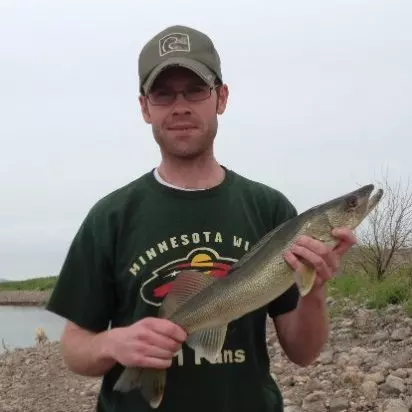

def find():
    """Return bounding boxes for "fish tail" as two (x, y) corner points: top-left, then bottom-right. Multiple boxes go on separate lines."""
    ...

(113, 366), (166, 409)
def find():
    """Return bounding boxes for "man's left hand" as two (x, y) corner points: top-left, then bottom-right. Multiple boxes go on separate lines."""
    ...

(283, 227), (357, 291)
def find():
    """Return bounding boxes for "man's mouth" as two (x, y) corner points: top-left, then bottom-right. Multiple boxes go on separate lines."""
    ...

(167, 124), (197, 131)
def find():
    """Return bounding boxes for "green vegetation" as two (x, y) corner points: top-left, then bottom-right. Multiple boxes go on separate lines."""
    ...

(0, 276), (57, 292)
(2, 268), (412, 319)
(328, 269), (412, 317)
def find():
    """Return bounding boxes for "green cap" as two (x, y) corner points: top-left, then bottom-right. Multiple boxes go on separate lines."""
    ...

(138, 25), (223, 95)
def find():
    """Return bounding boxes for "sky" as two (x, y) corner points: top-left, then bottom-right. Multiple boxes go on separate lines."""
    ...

(0, 0), (411, 280)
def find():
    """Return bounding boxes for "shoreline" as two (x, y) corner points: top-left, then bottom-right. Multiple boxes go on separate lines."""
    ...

(0, 290), (50, 306)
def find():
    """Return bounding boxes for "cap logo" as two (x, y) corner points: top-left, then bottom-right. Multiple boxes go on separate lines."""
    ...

(159, 32), (190, 56)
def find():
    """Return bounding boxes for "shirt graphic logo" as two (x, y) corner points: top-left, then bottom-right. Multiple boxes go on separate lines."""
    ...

(140, 247), (237, 307)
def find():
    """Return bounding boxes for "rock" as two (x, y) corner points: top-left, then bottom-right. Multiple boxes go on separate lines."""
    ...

(391, 327), (410, 341)
(354, 309), (373, 328)
(281, 376), (296, 387)
(380, 374), (405, 395)
(340, 319), (354, 328)
(302, 400), (326, 412)
(390, 348), (412, 369)
(284, 407), (303, 412)
(336, 353), (350, 366)
(341, 366), (364, 385)
(329, 397), (349, 411)
(360, 380), (378, 400)
(392, 368), (409, 378)
(371, 330), (389, 342)
(304, 379), (321, 392)
(302, 391), (327, 410)
(378, 360), (392, 371)
(381, 398), (408, 412)
(404, 396), (412, 410)
(350, 346), (368, 357)
(335, 328), (354, 340)
(319, 379), (332, 389)
(318, 350), (334, 365)
(334, 388), (351, 398)
(364, 371), (385, 383)
(303, 391), (326, 402)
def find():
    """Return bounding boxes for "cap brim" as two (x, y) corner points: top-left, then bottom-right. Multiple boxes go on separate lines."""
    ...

(141, 57), (216, 94)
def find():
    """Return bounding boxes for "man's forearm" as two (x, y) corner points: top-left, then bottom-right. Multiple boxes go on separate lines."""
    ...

(60, 322), (117, 377)
(275, 286), (330, 366)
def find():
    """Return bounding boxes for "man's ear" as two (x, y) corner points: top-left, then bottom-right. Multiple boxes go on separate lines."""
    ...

(139, 95), (151, 124)
(216, 84), (229, 115)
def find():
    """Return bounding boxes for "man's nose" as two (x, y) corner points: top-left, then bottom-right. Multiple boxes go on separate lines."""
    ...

(172, 93), (192, 116)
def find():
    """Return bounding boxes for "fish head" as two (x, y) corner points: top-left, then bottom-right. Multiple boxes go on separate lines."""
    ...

(325, 184), (383, 230)
(304, 184), (383, 243)
(326, 184), (383, 230)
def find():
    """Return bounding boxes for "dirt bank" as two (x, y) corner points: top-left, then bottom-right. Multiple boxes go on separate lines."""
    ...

(0, 291), (50, 306)
(1, 300), (412, 411)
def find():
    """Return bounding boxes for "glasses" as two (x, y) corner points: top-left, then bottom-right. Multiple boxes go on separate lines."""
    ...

(147, 85), (217, 106)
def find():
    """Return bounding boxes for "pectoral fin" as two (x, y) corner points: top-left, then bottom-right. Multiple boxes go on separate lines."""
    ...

(186, 324), (228, 362)
(293, 264), (316, 296)
(159, 269), (216, 318)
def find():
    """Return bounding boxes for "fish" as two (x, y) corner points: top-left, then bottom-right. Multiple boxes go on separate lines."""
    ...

(113, 183), (383, 408)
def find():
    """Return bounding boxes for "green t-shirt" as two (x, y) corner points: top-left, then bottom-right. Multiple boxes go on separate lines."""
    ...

(46, 166), (299, 412)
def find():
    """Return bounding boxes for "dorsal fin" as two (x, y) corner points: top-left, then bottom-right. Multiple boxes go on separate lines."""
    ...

(158, 270), (216, 319)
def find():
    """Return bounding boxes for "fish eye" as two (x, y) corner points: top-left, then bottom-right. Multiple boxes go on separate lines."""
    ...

(346, 195), (358, 209)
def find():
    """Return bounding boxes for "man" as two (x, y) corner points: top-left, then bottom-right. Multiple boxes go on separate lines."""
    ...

(46, 25), (356, 411)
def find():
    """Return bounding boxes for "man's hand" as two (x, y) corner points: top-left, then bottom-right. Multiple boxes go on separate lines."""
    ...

(283, 227), (357, 293)
(107, 317), (187, 369)
(273, 227), (357, 366)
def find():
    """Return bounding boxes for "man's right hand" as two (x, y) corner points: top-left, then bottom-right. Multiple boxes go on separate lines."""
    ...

(107, 317), (187, 369)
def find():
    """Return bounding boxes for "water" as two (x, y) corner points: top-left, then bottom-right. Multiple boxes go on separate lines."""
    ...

(0, 306), (66, 353)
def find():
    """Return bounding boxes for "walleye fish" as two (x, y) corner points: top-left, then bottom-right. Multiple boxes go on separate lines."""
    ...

(113, 184), (383, 408)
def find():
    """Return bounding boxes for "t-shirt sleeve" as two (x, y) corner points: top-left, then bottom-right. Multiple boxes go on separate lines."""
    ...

(267, 192), (300, 318)
(46, 203), (116, 332)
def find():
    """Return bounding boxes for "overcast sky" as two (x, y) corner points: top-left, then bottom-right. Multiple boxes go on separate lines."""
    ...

(1, 0), (411, 280)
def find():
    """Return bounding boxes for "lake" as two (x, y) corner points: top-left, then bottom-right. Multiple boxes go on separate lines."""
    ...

(0, 305), (66, 353)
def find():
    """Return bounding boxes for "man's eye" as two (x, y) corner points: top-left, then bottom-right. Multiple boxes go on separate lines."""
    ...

(154, 90), (171, 97)
(190, 87), (205, 93)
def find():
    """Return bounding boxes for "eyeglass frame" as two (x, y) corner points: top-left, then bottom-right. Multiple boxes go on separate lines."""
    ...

(144, 84), (220, 106)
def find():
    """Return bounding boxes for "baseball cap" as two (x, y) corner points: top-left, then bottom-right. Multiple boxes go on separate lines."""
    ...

(138, 25), (223, 95)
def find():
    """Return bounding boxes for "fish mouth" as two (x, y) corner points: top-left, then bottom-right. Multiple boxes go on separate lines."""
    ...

(367, 188), (384, 213)
(341, 184), (383, 215)
(351, 184), (384, 215)
(355, 184), (375, 198)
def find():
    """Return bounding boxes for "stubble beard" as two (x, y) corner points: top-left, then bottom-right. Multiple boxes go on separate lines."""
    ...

(152, 117), (218, 161)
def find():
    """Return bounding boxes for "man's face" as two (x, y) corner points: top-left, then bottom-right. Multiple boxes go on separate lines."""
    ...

(139, 67), (228, 160)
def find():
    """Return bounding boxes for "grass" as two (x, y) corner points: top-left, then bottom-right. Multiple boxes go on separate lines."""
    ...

(327, 268), (412, 317)
(0, 276), (57, 292)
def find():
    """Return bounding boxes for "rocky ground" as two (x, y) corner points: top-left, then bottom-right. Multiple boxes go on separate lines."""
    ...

(269, 299), (412, 412)
(1, 298), (411, 411)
